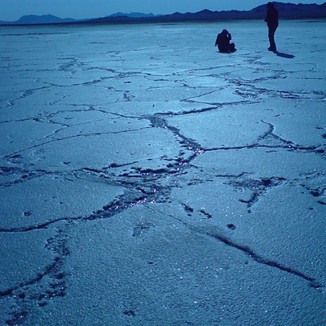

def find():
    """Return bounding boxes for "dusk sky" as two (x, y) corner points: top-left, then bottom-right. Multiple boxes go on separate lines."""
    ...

(0, 0), (325, 21)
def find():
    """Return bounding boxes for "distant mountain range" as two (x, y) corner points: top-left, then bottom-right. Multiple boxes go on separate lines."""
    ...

(1, 2), (326, 26)
(1, 14), (75, 25)
(109, 12), (156, 18)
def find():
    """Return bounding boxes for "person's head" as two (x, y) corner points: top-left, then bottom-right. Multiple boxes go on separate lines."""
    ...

(222, 29), (229, 35)
(267, 2), (274, 9)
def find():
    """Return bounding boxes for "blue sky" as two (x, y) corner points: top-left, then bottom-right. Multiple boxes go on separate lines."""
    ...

(0, 0), (325, 21)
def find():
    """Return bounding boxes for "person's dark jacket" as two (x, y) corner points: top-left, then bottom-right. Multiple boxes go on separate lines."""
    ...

(215, 30), (232, 51)
(265, 5), (279, 27)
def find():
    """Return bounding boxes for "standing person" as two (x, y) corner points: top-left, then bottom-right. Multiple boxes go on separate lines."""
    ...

(215, 29), (236, 53)
(265, 2), (279, 52)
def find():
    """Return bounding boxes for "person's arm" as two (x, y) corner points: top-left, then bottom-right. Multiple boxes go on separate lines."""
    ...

(215, 34), (221, 46)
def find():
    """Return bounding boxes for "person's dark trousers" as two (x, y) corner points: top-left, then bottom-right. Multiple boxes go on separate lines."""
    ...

(268, 24), (278, 51)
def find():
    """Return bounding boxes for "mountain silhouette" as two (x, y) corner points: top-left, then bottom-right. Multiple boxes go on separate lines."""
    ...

(19, 14), (74, 24)
(1, 2), (326, 26)
(109, 12), (156, 18)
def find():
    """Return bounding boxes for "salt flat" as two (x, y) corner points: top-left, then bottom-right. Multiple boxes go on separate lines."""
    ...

(0, 20), (325, 325)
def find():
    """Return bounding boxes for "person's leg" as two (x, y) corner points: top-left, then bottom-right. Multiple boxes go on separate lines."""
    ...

(218, 46), (227, 53)
(229, 43), (236, 52)
(268, 25), (277, 51)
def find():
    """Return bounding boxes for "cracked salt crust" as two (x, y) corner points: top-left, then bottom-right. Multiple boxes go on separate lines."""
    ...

(0, 20), (325, 326)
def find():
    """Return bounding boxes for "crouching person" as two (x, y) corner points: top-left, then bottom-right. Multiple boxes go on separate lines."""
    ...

(215, 29), (236, 53)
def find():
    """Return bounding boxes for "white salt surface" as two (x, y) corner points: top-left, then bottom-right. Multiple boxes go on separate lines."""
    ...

(0, 20), (325, 325)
